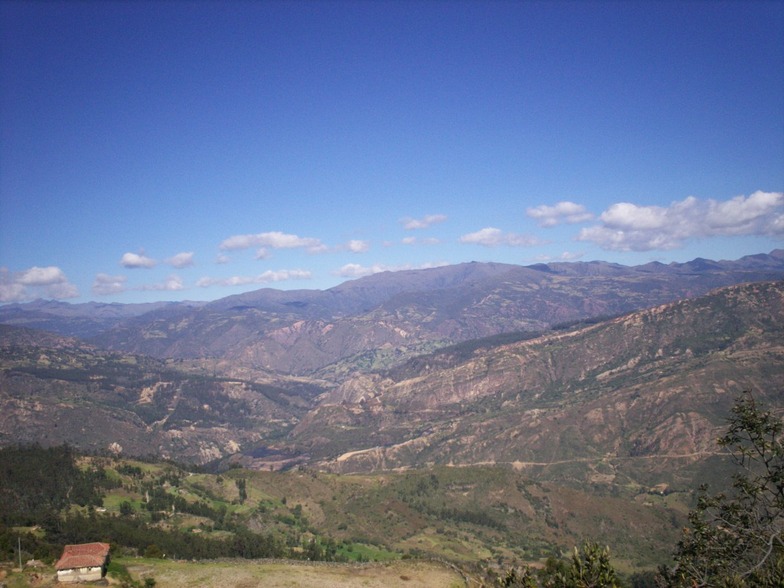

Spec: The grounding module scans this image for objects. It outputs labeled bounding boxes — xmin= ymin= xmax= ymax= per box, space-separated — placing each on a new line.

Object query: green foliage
xmin=0 ymin=444 xmax=105 ymax=525
xmin=561 ymin=542 xmax=621 ymax=588
xmin=0 ymin=523 xmax=62 ymax=563
xmin=38 ymin=509 xmax=288 ymax=560
xmin=0 ymin=443 xmax=385 ymax=566
xmin=120 ymin=501 xmax=135 ymax=516
xmin=302 ymin=537 xmax=343 ymax=562
xmin=235 ymin=478 xmax=247 ymax=503
xmin=494 ymin=542 xmax=620 ymax=588
xmin=106 ymin=559 xmax=136 ymax=584
xmin=663 ymin=392 xmax=784 ymax=587
xmin=144 ymin=543 xmax=163 ymax=559
xmin=497 ymin=565 xmax=539 ymax=587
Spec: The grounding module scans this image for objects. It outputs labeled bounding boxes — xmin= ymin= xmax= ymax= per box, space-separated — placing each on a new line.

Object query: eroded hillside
xmin=288 ymin=281 xmax=784 ymax=488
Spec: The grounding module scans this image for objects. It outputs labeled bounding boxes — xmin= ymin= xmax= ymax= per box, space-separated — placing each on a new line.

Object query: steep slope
xmin=0 ymin=325 xmax=323 ymax=464
xmin=288 ymin=280 xmax=784 ymax=487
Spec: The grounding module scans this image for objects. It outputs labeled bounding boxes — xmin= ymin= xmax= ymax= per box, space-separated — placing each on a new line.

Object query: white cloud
xmin=94 ymin=273 xmax=184 ymax=295
xmin=0 ymin=274 xmax=25 ymax=302
xmin=346 ymin=240 xmax=370 ymax=253
xmin=142 ymin=274 xmax=185 ymax=291
xmin=705 ymin=191 xmax=784 ymax=234
xmin=401 ymin=214 xmax=447 ymax=230
xmin=459 ymin=227 xmax=543 ymax=247
xmin=166 ymin=252 xmax=194 ymax=268
xmin=42 ymin=282 xmax=79 ymax=299
xmin=219 ymin=231 xmax=326 ymax=253
xmin=17 ymin=266 xmax=69 ymax=286
xmin=335 ymin=263 xmax=388 ymax=278
xmin=0 ymin=266 xmax=79 ymax=302
xmin=527 ymin=201 xmax=593 ymax=227
xmin=215 ymin=254 xmax=231 ymax=264
xmin=402 ymin=236 xmax=440 ymax=245
xmin=92 ymin=273 xmax=127 ymax=296
xmin=335 ymin=261 xmax=448 ymax=278
xmin=578 ymin=191 xmax=784 ymax=252
xmin=196 ymin=269 xmax=312 ymax=288
xmin=121 ymin=252 xmax=157 ymax=268
xmin=532 ymin=251 xmax=586 ymax=262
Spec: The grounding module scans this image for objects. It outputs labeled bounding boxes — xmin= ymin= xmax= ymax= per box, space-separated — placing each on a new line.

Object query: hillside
xmin=287 ymin=280 xmax=784 ymax=487
xmin=2 ymin=279 xmax=782 ymax=486
xmin=2 ymin=272 xmax=783 ymax=584
xmin=2 ymin=250 xmax=783 ymax=378
xmin=0 ymin=445 xmax=688 ymax=577
xmin=0 ymin=326 xmax=321 ymax=463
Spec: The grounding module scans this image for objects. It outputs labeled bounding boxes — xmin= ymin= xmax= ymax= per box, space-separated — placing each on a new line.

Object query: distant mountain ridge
xmin=1 ymin=250 xmax=783 ymax=380
xmin=0 ymin=299 xmax=205 ymax=339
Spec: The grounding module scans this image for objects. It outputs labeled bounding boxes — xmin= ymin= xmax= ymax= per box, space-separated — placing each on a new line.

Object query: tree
xmin=235 ymin=478 xmax=247 ymax=504
xmin=663 ymin=392 xmax=784 ymax=587
xmin=553 ymin=542 xmax=620 ymax=588
xmin=144 ymin=544 xmax=163 ymax=559
xmin=119 ymin=501 xmax=134 ymax=517
xmin=495 ymin=542 xmax=620 ymax=588
xmin=497 ymin=566 xmax=538 ymax=587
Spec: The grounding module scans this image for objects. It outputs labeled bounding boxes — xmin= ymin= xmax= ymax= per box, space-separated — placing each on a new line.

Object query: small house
xmin=55 ymin=542 xmax=111 ymax=583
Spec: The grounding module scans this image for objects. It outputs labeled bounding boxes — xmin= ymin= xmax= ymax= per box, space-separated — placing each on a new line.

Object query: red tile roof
xmin=55 ymin=542 xmax=111 ymax=570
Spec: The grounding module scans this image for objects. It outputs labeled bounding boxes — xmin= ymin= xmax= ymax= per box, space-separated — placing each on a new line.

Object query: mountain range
xmin=1 ymin=250 xmax=783 ymax=490
xmin=2 ymin=250 xmax=783 ymax=378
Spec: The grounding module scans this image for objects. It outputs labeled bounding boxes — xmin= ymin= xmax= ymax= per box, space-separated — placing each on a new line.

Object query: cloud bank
xmin=459 ymin=227 xmax=544 ymax=247
xmin=346 ymin=240 xmax=370 ymax=253
xmin=92 ymin=273 xmax=127 ymax=296
xmin=166 ymin=252 xmax=194 ymax=268
xmin=219 ymin=231 xmax=327 ymax=253
xmin=196 ymin=269 xmax=312 ymax=288
xmin=578 ymin=191 xmax=784 ymax=251
xmin=0 ymin=266 xmax=79 ymax=302
xmin=336 ymin=261 xmax=448 ymax=278
xmin=6 ymin=191 xmax=780 ymax=304
xmin=527 ymin=201 xmax=593 ymax=227
xmin=401 ymin=214 xmax=447 ymax=230
xmin=121 ymin=252 xmax=156 ymax=268
xmin=142 ymin=275 xmax=185 ymax=291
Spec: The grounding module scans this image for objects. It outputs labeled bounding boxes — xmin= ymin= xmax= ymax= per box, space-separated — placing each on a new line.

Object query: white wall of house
xmin=56 ymin=565 xmax=104 ymax=583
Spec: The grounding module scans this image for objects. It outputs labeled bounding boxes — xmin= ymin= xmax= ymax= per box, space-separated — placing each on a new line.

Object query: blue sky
xmin=1 ymin=1 xmax=782 ymax=304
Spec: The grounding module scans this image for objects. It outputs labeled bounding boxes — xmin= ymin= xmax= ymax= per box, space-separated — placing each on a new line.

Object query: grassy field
xmin=1 ymin=558 xmax=466 ymax=588
xmin=121 ymin=558 xmax=466 ymax=588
